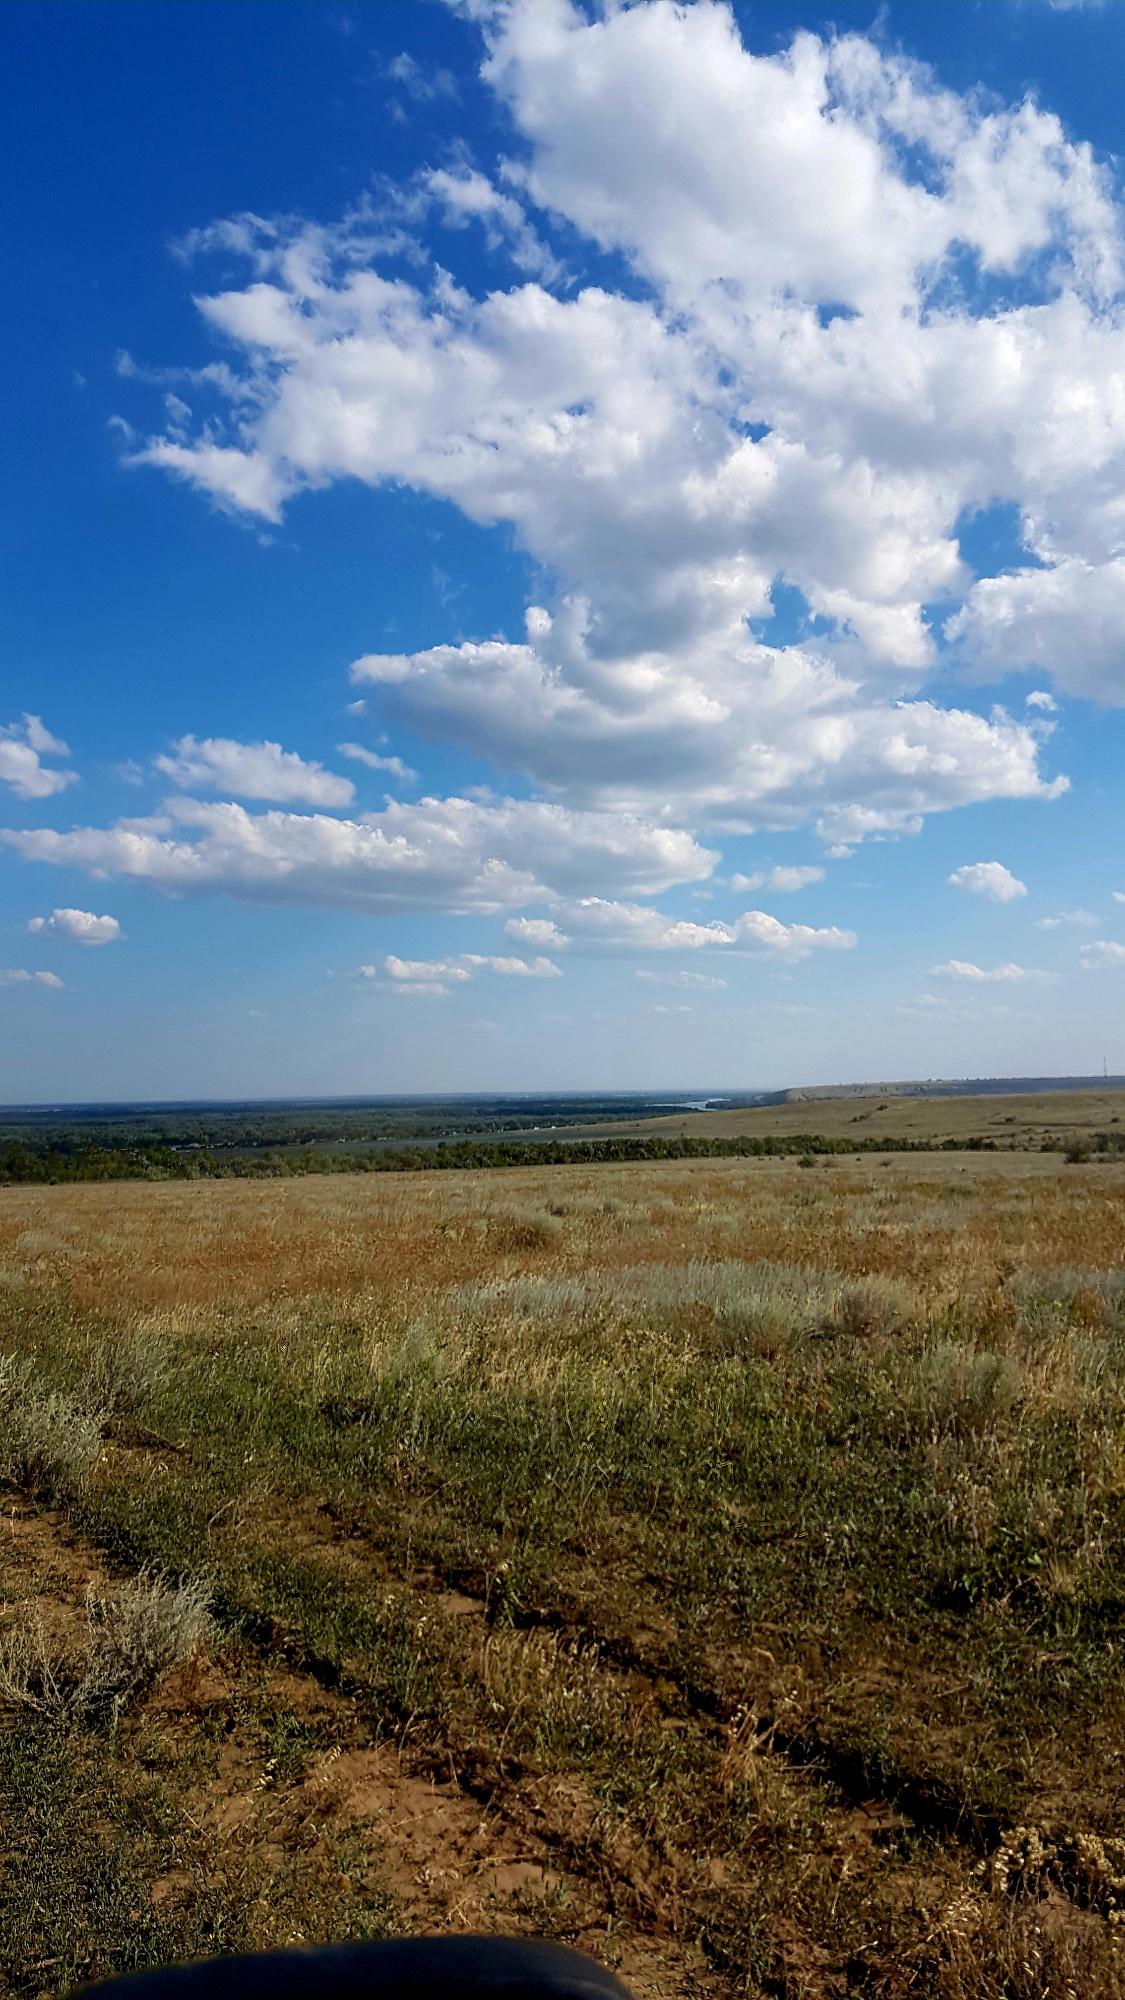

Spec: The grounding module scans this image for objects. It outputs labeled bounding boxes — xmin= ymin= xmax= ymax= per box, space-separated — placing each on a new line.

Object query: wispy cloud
xmin=931 ymin=959 xmax=1050 ymax=983
xmin=729 ymin=866 xmax=825 ymax=894
xmin=0 ymin=969 xmax=63 ymax=989
xmin=385 ymin=51 xmax=459 ymax=105
xmin=896 ymin=991 xmax=1032 ymax=1020
xmin=1036 ymin=908 xmax=1097 ymax=929
xmin=635 ymin=969 xmax=728 ymax=989
xmin=336 ymin=742 xmax=417 ymax=783
xmin=1080 ymin=939 xmax=1125 ymax=966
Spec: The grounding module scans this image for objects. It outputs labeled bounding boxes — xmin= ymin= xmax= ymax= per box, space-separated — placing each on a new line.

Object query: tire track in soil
xmin=226 ymin=1501 xmax=1016 ymax=1989
xmin=267 ymin=1500 xmax=1007 ymax=1853
xmin=0 ymin=1500 xmax=726 ymax=2000
xmin=263 ymin=1500 xmax=1125 ymax=1960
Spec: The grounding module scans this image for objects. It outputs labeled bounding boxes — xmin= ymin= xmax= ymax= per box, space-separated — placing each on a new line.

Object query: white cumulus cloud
xmin=155 ymin=736 xmax=355 ymax=807
xmin=0 ymin=717 xmax=76 ymax=800
xmin=352 ymin=637 xmax=1062 ymax=839
xmin=384 ymin=955 xmax=473 ymax=985
xmin=526 ymin=897 xmax=856 ymax=959
xmin=113 ymin=0 xmax=1125 ymax=873
xmin=28 ymin=908 xmax=123 ymax=946
xmin=417 ymin=164 xmax=562 ymax=283
xmin=461 ymin=954 xmax=561 ymax=978
xmin=504 ymin=916 xmax=570 ymax=948
xmin=0 ymin=968 xmax=63 ymax=989
xmin=948 ymin=860 xmax=1028 ymax=903
xmin=371 ymin=950 xmax=561 ymax=995
xmin=736 ymin=910 xmax=856 ymax=955
xmin=3 ymin=796 xmax=711 ymax=915
xmin=948 ymin=559 xmax=1125 ymax=703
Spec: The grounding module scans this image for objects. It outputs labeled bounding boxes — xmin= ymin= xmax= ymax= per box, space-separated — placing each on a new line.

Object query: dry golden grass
xmin=2 ymin=1150 xmax=1123 ymax=1325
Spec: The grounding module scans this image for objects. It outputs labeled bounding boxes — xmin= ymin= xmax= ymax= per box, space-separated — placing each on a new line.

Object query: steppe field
xmin=1 ymin=1149 xmax=1123 ymax=1998
xmin=569 ymin=1087 xmax=1125 ymax=1150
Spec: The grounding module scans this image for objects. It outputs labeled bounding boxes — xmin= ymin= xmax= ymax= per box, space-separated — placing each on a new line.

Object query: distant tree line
xmin=0 ymin=1127 xmax=1055 ymax=1185
xmin=4 ymin=1123 xmax=1121 ymax=1185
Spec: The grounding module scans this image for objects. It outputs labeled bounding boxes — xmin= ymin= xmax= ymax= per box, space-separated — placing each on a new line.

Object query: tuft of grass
xmin=1012 ymin=1265 xmax=1125 ymax=1329
xmin=0 ymin=1574 xmax=212 ymax=1723
xmin=607 ymin=1258 xmax=917 ymax=1355
xmin=909 ymin=1882 xmax=1125 ymax=1998
xmin=486 ymin=1207 xmax=566 ymax=1253
xmin=81 ymin=1329 xmax=177 ymax=1420
xmin=891 ymin=1340 xmax=1026 ymax=1440
xmin=0 ymin=1353 xmax=102 ymax=1499
xmin=447 ymin=1259 xmax=918 ymax=1359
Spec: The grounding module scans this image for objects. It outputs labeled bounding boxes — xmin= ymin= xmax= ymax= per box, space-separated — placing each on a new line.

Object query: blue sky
xmin=3 ymin=0 xmax=1125 ymax=1101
